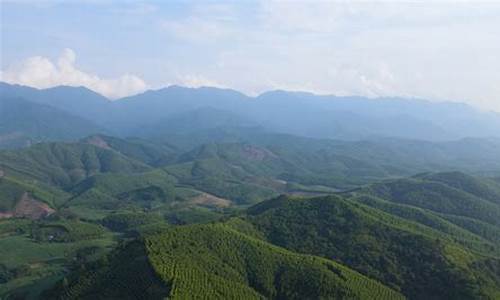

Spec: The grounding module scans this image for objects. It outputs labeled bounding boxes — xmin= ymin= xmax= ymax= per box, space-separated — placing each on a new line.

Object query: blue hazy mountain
xmin=0 ymin=96 xmax=106 ymax=148
xmin=2 ymin=82 xmax=500 ymax=143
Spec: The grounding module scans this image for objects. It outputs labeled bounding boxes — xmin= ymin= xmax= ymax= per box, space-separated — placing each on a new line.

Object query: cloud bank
xmin=157 ymin=1 xmax=500 ymax=111
xmin=2 ymin=1 xmax=500 ymax=111
xmin=0 ymin=49 xmax=148 ymax=99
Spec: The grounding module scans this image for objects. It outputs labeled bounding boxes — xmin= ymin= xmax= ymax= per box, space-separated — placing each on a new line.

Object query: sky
xmin=1 ymin=0 xmax=500 ymax=112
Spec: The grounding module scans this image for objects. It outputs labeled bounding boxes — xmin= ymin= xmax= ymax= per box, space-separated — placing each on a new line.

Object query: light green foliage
xmin=146 ymin=224 xmax=403 ymax=299
xmin=2 ymin=135 xmax=500 ymax=299
xmin=0 ymin=176 xmax=67 ymax=211
xmin=68 ymin=170 xmax=176 ymax=210
xmin=0 ymin=142 xmax=150 ymax=188
xmin=0 ymin=218 xmax=115 ymax=299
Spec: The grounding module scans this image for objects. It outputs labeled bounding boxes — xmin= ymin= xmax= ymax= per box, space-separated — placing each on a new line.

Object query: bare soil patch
xmin=12 ymin=192 xmax=55 ymax=219
xmin=190 ymin=192 xmax=231 ymax=208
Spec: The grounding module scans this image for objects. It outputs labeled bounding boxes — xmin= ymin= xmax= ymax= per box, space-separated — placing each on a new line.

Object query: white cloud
xmin=0 ymin=48 xmax=148 ymax=99
xmin=156 ymin=1 xmax=500 ymax=111
xmin=4 ymin=1 xmax=500 ymax=111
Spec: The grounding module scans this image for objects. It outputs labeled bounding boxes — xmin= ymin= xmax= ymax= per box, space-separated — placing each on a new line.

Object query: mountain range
xmin=1 ymin=81 xmax=500 ymax=299
xmin=2 ymin=82 xmax=500 ymax=148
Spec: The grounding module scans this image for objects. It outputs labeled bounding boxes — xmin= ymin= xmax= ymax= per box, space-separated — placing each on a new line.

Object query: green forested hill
xmin=164 ymin=143 xmax=289 ymax=204
xmin=81 ymin=135 xmax=179 ymax=167
xmin=2 ymin=134 xmax=500 ymax=299
xmin=0 ymin=176 xmax=67 ymax=212
xmin=67 ymin=170 xmax=177 ymax=211
xmin=239 ymin=194 xmax=500 ymax=299
xmin=162 ymin=134 xmax=500 ymax=196
xmin=415 ymin=172 xmax=500 ymax=205
xmin=41 ymin=240 xmax=169 ymax=300
xmin=46 ymin=224 xmax=404 ymax=300
xmin=359 ymin=173 xmax=500 ymax=227
xmin=3 ymin=135 xmax=500 ymax=203
xmin=0 ymin=141 xmax=150 ymax=188
xmin=4 ymin=79 xmax=500 ymax=299
xmin=43 ymin=187 xmax=500 ymax=299
xmin=146 ymin=224 xmax=404 ymax=300
xmin=7 ymin=170 xmax=500 ymax=299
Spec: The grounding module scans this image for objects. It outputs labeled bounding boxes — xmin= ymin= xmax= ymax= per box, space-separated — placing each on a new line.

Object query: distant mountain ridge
xmin=0 ymin=82 xmax=112 ymax=124
xmin=0 ymin=97 xmax=105 ymax=148
xmin=3 ymin=84 xmax=500 ymax=299
xmin=2 ymin=82 xmax=500 ymax=145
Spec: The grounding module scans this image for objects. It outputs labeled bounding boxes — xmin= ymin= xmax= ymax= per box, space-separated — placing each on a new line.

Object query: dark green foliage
xmin=352 ymin=194 xmax=499 ymax=256
xmin=101 ymin=212 xmax=163 ymax=232
xmin=1 ymin=125 xmax=500 ymax=299
xmin=361 ymin=175 xmax=500 ymax=228
xmin=30 ymin=221 xmax=107 ymax=242
xmin=165 ymin=207 xmax=223 ymax=225
xmin=244 ymin=195 xmax=497 ymax=299
xmin=417 ymin=172 xmax=500 ymax=205
xmin=46 ymin=224 xmax=404 ymax=299
xmin=125 ymin=222 xmax=171 ymax=238
xmin=352 ymin=173 xmax=500 ymax=265
xmin=0 ymin=219 xmax=33 ymax=236
xmin=0 ymin=264 xmax=14 ymax=284
xmin=439 ymin=214 xmax=500 ymax=245
xmin=42 ymin=241 xmax=169 ymax=300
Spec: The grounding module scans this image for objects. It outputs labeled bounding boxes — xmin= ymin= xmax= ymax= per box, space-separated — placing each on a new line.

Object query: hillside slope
xmin=359 ymin=173 xmax=500 ymax=227
xmin=0 ymin=142 xmax=150 ymax=188
xmin=240 ymin=194 xmax=500 ymax=299
xmin=46 ymin=224 xmax=403 ymax=300
xmin=0 ymin=83 xmax=113 ymax=127
xmin=0 ymin=177 xmax=61 ymax=219
xmin=0 ymin=97 xmax=105 ymax=149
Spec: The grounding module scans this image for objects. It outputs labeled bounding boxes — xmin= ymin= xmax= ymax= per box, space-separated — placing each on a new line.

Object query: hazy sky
xmin=1 ymin=0 xmax=500 ymax=111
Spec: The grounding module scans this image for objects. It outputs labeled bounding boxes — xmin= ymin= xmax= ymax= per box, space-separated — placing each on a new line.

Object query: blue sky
xmin=1 ymin=1 xmax=500 ymax=112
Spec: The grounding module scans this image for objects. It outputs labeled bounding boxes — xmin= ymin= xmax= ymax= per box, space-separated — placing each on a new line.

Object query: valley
xmin=1 ymin=83 xmax=500 ymax=299
xmin=2 ymin=2 xmax=500 ymax=298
